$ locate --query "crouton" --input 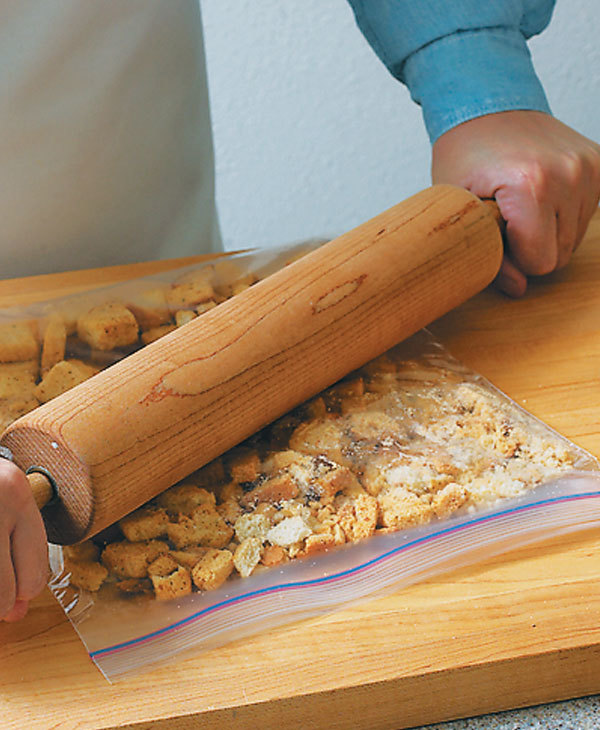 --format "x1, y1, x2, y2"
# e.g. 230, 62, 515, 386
233, 537, 263, 578
175, 310, 197, 327
169, 548, 209, 569
101, 540, 169, 579
289, 419, 350, 466
119, 505, 169, 542
77, 301, 139, 351
147, 554, 179, 577
266, 516, 312, 548
191, 549, 234, 591
40, 314, 67, 375
167, 267, 215, 310
156, 481, 216, 516
63, 541, 100, 563
196, 300, 218, 316
166, 504, 233, 549
240, 473, 299, 508
336, 494, 378, 542
0, 396, 39, 431
35, 359, 99, 403
0, 321, 39, 362
0, 361, 38, 400
260, 544, 287, 567
64, 559, 108, 592
150, 565, 192, 601
126, 286, 171, 330
233, 513, 271, 543
227, 447, 261, 484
